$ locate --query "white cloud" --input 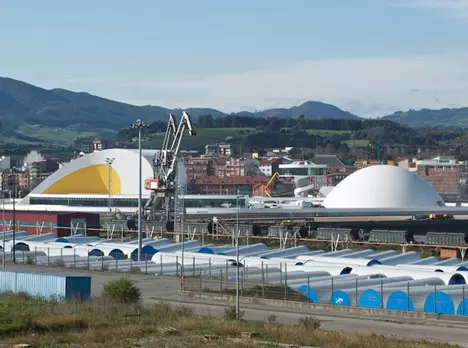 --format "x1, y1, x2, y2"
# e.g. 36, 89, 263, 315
395, 0, 468, 20
114, 52, 468, 117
